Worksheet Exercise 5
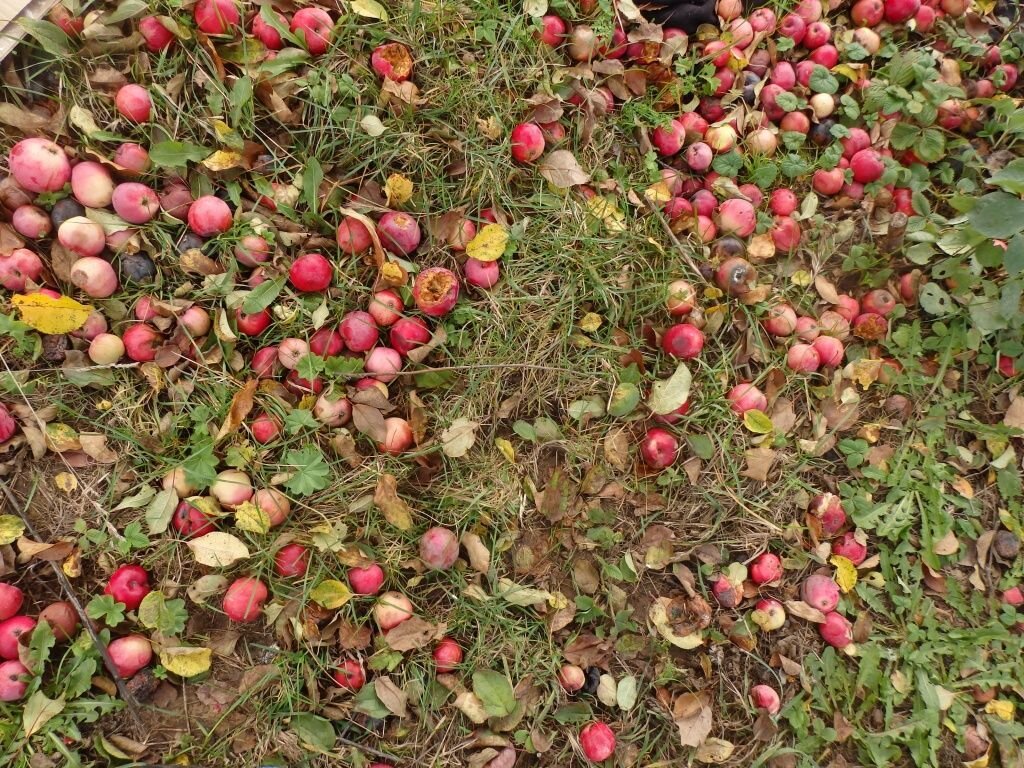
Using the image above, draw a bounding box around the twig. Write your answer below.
[0,480,145,730]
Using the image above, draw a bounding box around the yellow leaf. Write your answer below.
[310,579,353,609]
[644,181,673,204]
[202,150,245,171]
[790,270,813,287]
[465,223,509,263]
[374,474,414,530]
[743,409,774,434]
[985,699,1015,721]
[579,312,602,333]
[0,514,26,546]
[695,738,735,764]
[185,532,250,567]
[234,502,270,534]
[849,358,882,389]
[159,646,212,678]
[586,195,625,233]
[384,173,414,206]
[53,472,78,493]
[62,549,82,578]
[495,437,515,464]
[350,0,389,19]
[830,555,858,593]
[211,119,235,139]
[45,423,81,452]
[11,293,93,334]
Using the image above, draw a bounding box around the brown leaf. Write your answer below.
[673,692,712,747]
[753,711,778,742]
[814,274,840,304]
[1003,397,1024,429]
[374,676,408,717]
[603,428,630,471]
[17,538,73,562]
[538,150,591,189]
[461,532,491,573]
[408,391,428,445]
[329,430,363,468]
[563,633,612,668]
[381,77,426,108]
[0,103,50,133]
[352,403,386,443]
[374,474,413,530]
[405,325,448,365]
[78,433,117,463]
[785,600,827,624]
[742,446,777,483]
[179,249,224,276]
[384,617,446,651]
[215,379,258,441]
[337,621,372,651]
[239,664,280,693]
[49,242,76,284]
[833,711,854,743]
[0,224,24,256]
[538,467,573,522]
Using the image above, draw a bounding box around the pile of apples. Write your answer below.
[0,580,79,701]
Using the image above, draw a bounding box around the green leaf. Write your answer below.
[809,66,839,95]
[85,595,124,627]
[103,0,148,23]
[780,153,811,179]
[18,19,70,55]
[282,446,330,496]
[711,151,742,177]
[743,409,774,434]
[775,91,800,112]
[182,440,218,490]
[149,141,209,168]
[989,159,1024,195]
[512,420,536,442]
[1004,235,1024,276]
[553,701,594,724]
[472,669,516,717]
[22,691,65,738]
[616,674,639,710]
[915,129,945,163]
[295,354,326,382]
[257,47,310,77]
[968,192,1024,239]
[919,283,955,316]
[289,713,335,752]
[687,434,714,460]
[284,408,319,433]
[889,123,920,151]
[242,277,286,314]
[145,489,178,535]
[352,685,390,718]
[647,362,692,415]
[303,157,324,214]
[137,591,189,636]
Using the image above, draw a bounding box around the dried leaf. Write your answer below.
[455,691,489,723]
[352,403,386,443]
[785,600,827,623]
[374,474,413,530]
[384,617,446,651]
[441,418,479,458]
[79,433,117,463]
[384,173,413,206]
[374,676,408,717]
[673,692,712,747]
[741,446,776,482]
[186,532,250,567]
[538,150,591,188]
[695,738,735,763]
[215,379,258,441]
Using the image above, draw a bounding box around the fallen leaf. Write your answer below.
[461,532,491,573]
[455,691,489,723]
[695,738,735,763]
[374,474,413,530]
[647,362,692,414]
[187,574,228,604]
[215,379,258,441]
[22,692,65,737]
[309,580,353,609]
[0,103,49,133]
[186,532,250,567]
[203,150,246,171]
[441,418,479,458]
[603,428,630,471]
[384,617,446,651]
[932,530,960,557]
[1004,397,1024,429]
[785,600,827,623]
[234,502,271,534]
[742,446,777,482]
[53,472,77,493]
[68,105,103,138]
[649,597,704,649]
[79,433,117,463]
[350,0,389,20]
[673,692,712,747]
[145,489,178,535]
[159,646,212,678]
[374,676,408,717]
[465,223,509,263]
[11,294,93,334]
[831,555,858,593]
[538,150,591,188]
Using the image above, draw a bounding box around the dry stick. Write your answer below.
[0,480,145,730]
